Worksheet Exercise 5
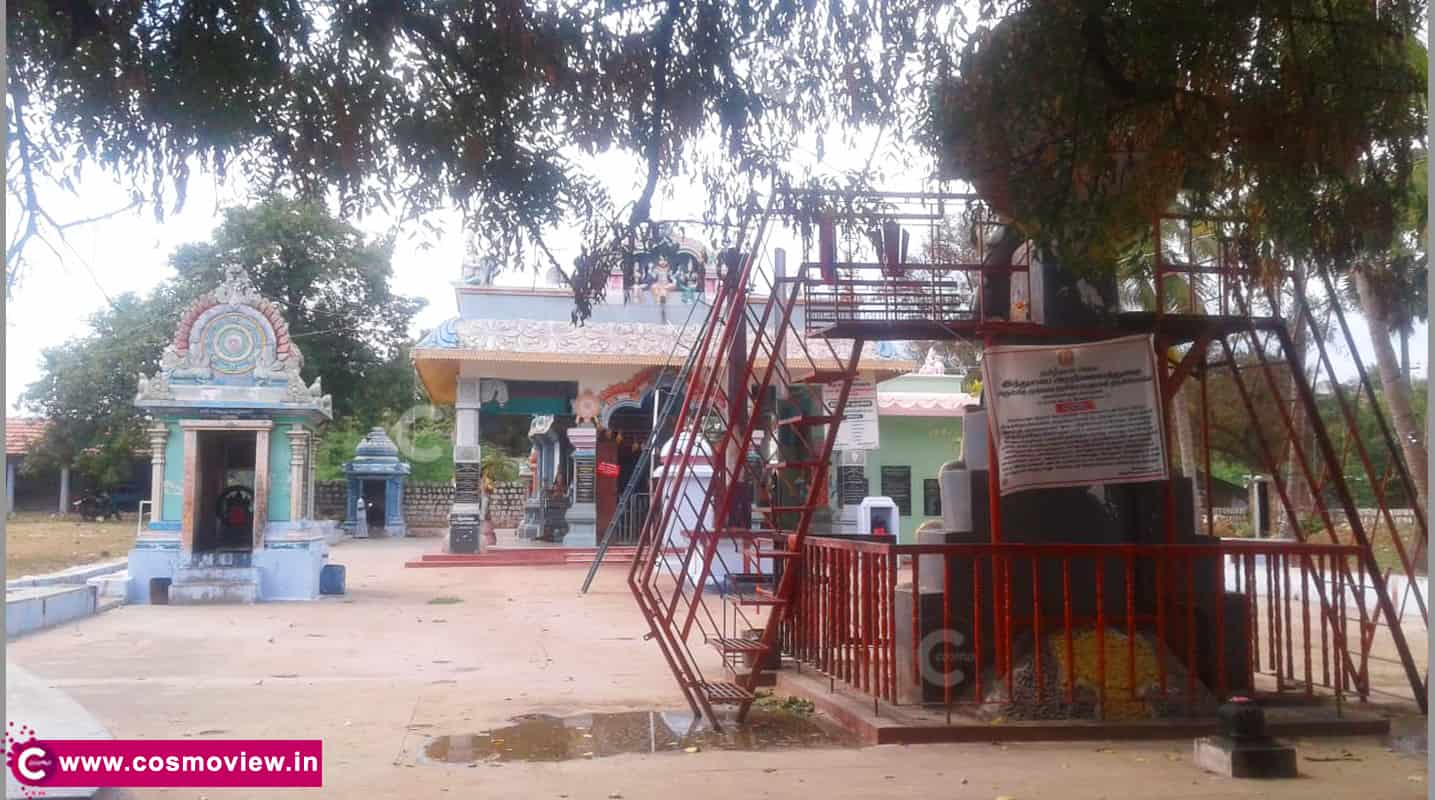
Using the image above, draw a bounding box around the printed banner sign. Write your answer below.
[7,736,323,789]
[981,334,1168,495]
[596,461,620,478]
[823,381,879,450]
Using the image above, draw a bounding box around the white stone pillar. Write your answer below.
[289,424,309,522]
[58,465,70,515]
[147,423,169,523]
[6,459,15,514]
[451,377,484,553]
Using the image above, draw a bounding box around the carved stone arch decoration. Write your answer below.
[162,266,301,387]
[596,366,679,429]
[136,265,332,418]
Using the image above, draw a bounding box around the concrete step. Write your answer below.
[169,580,258,605]
[175,566,258,584]
[86,571,130,600]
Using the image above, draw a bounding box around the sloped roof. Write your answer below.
[6,418,48,455]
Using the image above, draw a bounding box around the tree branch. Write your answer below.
[629,0,684,228]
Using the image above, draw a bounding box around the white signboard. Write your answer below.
[981,334,1168,495]
[824,381,879,450]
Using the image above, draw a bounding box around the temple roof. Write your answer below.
[411,316,916,404]
[343,428,411,476]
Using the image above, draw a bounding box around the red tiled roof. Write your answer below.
[6,418,49,455]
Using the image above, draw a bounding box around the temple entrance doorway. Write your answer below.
[192,430,257,555]
[598,389,673,545]
[362,480,387,532]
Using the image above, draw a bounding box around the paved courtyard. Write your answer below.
[7,537,1428,799]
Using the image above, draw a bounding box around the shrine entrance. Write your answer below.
[191,429,259,554]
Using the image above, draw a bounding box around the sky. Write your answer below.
[4,138,1428,413]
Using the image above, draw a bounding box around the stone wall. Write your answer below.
[312,479,527,528]
[488,481,527,527]
[314,481,347,520]
[1212,506,1419,526]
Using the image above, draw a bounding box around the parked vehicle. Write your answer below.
[72,490,122,522]
[108,482,144,512]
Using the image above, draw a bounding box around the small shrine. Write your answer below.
[343,428,411,537]
[128,266,335,604]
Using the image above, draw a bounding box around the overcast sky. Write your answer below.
[4,134,1427,412]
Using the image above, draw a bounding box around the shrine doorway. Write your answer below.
[598,390,671,545]
[191,430,258,554]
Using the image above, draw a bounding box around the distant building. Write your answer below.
[5,418,151,514]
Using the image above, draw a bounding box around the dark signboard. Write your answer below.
[881,465,912,515]
[838,465,867,506]
[575,459,596,504]
[923,478,942,517]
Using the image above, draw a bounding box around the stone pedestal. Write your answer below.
[450,461,484,554]
[1193,737,1297,778]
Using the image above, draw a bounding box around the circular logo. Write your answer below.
[8,739,54,786]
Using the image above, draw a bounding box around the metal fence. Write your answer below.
[778,536,1370,718]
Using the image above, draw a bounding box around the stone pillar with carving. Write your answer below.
[288,424,309,522]
[564,425,599,546]
[306,432,319,520]
[450,377,484,553]
[147,423,169,524]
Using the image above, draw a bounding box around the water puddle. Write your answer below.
[422,706,852,763]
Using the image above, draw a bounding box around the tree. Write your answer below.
[19,287,190,486]
[8,0,955,312]
[931,1,1426,276]
[20,196,424,484]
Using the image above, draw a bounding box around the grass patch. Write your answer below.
[6,513,134,579]
[751,693,814,716]
[427,596,464,605]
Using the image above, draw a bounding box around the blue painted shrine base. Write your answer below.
[126,528,330,604]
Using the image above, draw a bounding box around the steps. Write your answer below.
[626,224,866,727]
[404,547,672,569]
[170,566,258,605]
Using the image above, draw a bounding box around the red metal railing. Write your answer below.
[779,537,1369,718]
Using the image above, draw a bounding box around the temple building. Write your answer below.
[128,266,337,604]
[411,232,917,553]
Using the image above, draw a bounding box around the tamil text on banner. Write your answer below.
[981,334,1168,495]
[823,381,879,450]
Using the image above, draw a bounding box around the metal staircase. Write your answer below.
[626,207,866,727]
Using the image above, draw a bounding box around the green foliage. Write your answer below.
[19,286,190,486]
[931,1,1426,275]
[8,0,953,313]
[21,196,422,485]
[169,196,425,421]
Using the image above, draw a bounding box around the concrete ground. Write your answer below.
[7,537,1428,799]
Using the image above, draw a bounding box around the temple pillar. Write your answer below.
[147,423,169,523]
[450,377,484,553]
[564,425,598,546]
[180,428,199,553]
[253,428,271,548]
[58,465,70,515]
[518,445,542,540]
[306,433,319,520]
[288,424,309,522]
